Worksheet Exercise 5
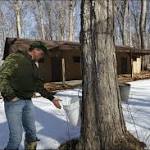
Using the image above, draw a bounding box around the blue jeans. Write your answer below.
[4,99,37,150]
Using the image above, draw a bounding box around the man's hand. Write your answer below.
[52,98,62,109]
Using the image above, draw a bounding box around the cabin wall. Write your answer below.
[4,38,147,82]
[64,50,81,81]
[39,49,82,82]
[39,55,52,82]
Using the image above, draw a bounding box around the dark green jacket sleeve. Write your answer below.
[36,76,55,101]
[0,54,19,99]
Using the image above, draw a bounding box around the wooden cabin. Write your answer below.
[116,46,150,75]
[3,38,81,82]
[3,38,150,82]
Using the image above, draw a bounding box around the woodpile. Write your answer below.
[44,71,150,92]
[118,71,150,83]
[44,82,73,92]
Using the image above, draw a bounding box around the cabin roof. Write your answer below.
[3,37,150,59]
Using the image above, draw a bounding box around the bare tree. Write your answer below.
[60,0,145,149]
[13,0,23,38]
[64,0,79,41]
[0,10,5,59]
[68,0,75,41]
[44,0,53,40]
[139,0,149,69]
[130,0,141,48]
[139,0,147,49]
[36,0,46,40]
[0,1,17,58]
[115,0,130,46]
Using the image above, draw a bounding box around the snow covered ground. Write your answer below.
[0,80,150,149]
[123,80,150,149]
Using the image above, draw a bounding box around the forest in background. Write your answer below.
[0,0,150,65]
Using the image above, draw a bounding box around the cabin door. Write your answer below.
[121,57,128,74]
[51,57,62,81]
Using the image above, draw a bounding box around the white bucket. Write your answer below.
[55,89,82,127]
[119,83,130,101]
[63,97,81,127]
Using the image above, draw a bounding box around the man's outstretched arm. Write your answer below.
[36,77,61,109]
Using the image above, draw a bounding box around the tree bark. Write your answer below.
[115,0,130,46]
[45,1,53,40]
[59,0,146,150]
[36,0,46,40]
[68,0,74,41]
[139,0,147,49]
[123,0,130,46]
[14,0,22,38]
[139,0,149,70]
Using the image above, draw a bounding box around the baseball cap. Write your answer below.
[30,41,48,54]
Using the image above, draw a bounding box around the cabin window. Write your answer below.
[73,56,80,63]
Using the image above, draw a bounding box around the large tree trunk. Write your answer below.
[59,0,145,150]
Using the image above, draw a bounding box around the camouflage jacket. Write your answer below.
[0,51,54,101]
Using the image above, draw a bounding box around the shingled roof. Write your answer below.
[3,37,80,59]
[116,45,150,54]
[3,37,150,60]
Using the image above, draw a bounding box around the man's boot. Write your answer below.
[24,141,37,150]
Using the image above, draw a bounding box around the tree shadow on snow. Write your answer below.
[126,98,150,107]
[34,106,80,144]
[0,121,24,150]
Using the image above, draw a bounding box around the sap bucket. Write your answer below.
[63,97,81,127]
[119,83,131,101]
[55,89,82,127]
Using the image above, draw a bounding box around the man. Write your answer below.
[0,41,61,150]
